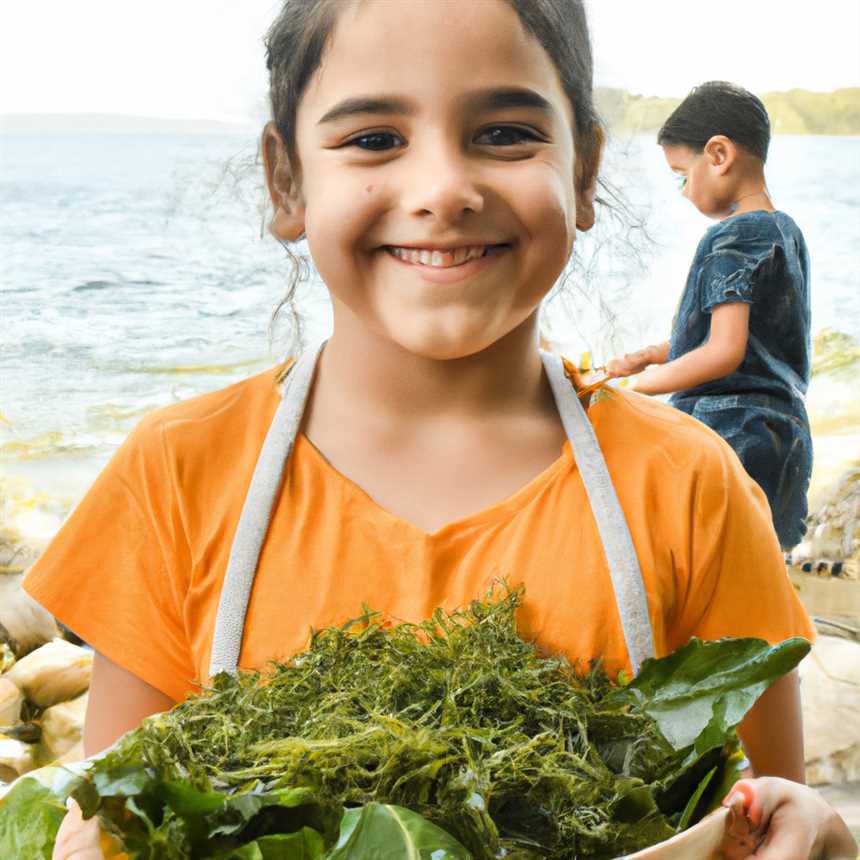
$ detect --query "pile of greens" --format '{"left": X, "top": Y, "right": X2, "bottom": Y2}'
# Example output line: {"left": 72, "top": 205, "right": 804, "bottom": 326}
{"left": 0, "top": 587, "right": 809, "bottom": 859}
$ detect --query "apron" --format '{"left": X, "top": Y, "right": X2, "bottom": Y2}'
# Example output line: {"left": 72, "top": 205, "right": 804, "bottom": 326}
{"left": 209, "top": 343, "right": 655, "bottom": 678}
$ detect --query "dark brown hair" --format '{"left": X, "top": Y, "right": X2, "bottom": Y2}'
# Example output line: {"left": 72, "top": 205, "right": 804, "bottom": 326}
{"left": 266, "top": 0, "right": 601, "bottom": 167}
{"left": 657, "top": 81, "right": 771, "bottom": 161}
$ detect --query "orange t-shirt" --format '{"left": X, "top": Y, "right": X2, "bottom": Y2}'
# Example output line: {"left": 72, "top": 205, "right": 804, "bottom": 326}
{"left": 23, "top": 363, "right": 813, "bottom": 702}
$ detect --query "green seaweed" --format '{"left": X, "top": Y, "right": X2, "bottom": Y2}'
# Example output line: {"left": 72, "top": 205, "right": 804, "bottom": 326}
{"left": 0, "top": 586, "right": 809, "bottom": 858}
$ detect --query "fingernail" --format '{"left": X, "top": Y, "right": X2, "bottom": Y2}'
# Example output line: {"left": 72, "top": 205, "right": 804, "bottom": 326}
{"left": 723, "top": 791, "right": 744, "bottom": 807}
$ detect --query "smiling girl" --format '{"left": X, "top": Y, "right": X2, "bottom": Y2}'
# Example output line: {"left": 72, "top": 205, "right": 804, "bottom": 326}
{"left": 24, "top": 2, "right": 854, "bottom": 858}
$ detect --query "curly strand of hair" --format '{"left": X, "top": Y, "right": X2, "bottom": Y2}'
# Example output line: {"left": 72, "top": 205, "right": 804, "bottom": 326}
{"left": 270, "top": 238, "right": 310, "bottom": 384}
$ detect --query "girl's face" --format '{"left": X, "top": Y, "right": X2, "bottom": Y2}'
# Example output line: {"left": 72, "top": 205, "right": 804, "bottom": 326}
{"left": 280, "top": 0, "right": 594, "bottom": 360}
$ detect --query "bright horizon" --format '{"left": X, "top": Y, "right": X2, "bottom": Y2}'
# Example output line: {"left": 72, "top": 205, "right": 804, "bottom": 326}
{"left": 1, "top": 0, "right": 858, "bottom": 124}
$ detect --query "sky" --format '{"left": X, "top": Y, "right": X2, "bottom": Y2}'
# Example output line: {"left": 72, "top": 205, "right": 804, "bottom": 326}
{"left": 1, "top": 0, "right": 858, "bottom": 123}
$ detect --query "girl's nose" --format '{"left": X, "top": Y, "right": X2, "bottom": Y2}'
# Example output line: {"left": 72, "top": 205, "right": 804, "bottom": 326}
{"left": 402, "top": 146, "right": 485, "bottom": 223}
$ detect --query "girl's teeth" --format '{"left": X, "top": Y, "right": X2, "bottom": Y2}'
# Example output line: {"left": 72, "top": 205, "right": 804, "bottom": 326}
{"left": 390, "top": 245, "right": 496, "bottom": 268}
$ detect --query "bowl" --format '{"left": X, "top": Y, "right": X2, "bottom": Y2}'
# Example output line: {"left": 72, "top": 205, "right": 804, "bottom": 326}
{"left": 620, "top": 807, "right": 731, "bottom": 859}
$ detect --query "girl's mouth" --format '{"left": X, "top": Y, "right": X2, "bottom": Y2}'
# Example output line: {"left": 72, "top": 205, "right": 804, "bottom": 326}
{"left": 384, "top": 244, "right": 509, "bottom": 269}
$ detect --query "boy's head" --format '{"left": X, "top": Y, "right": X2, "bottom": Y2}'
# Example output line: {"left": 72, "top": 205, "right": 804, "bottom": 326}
{"left": 658, "top": 82, "right": 771, "bottom": 219}
{"left": 259, "top": 0, "right": 606, "bottom": 362}
{"left": 658, "top": 81, "right": 771, "bottom": 162}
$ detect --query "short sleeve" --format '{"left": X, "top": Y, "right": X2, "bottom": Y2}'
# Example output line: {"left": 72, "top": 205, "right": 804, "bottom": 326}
{"left": 697, "top": 222, "right": 781, "bottom": 314}
{"left": 22, "top": 414, "right": 196, "bottom": 702}
{"left": 670, "top": 433, "right": 814, "bottom": 649}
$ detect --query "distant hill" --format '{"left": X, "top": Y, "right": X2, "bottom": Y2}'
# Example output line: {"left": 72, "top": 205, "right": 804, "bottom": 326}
{"left": 595, "top": 87, "right": 860, "bottom": 136}
{"left": 4, "top": 89, "right": 859, "bottom": 137}
{"left": 0, "top": 113, "right": 256, "bottom": 136}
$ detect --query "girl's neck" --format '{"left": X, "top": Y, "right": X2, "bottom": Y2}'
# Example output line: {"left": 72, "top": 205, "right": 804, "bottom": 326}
{"left": 314, "top": 310, "right": 552, "bottom": 422}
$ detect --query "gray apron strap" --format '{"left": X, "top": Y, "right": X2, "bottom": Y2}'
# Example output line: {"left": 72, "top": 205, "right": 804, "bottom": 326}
{"left": 541, "top": 350, "right": 655, "bottom": 674}
{"left": 209, "top": 345, "right": 655, "bottom": 678}
{"left": 209, "top": 341, "right": 324, "bottom": 677}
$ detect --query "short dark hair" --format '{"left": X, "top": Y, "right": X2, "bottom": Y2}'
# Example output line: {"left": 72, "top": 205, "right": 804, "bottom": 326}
{"left": 657, "top": 81, "right": 771, "bottom": 161}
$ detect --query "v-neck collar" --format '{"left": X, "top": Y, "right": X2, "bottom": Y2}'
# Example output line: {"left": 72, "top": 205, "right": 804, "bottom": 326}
{"left": 290, "top": 356, "right": 608, "bottom": 539}
{"left": 295, "top": 432, "right": 575, "bottom": 540}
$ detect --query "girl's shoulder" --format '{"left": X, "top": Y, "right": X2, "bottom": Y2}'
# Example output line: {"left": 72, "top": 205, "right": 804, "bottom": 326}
{"left": 126, "top": 363, "right": 286, "bottom": 469}
{"left": 587, "top": 384, "right": 748, "bottom": 481}
{"left": 143, "top": 364, "right": 283, "bottom": 428}
{"left": 560, "top": 363, "right": 737, "bottom": 477}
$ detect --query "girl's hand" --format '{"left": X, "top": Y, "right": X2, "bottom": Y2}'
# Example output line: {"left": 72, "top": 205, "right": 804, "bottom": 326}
{"left": 605, "top": 343, "right": 668, "bottom": 378}
{"left": 52, "top": 798, "right": 105, "bottom": 860}
{"left": 721, "top": 777, "right": 858, "bottom": 860}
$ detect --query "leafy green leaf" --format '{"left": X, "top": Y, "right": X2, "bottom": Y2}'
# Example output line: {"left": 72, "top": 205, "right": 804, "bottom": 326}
{"left": 696, "top": 747, "right": 748, "bottom": 822}
{"left": 677, "top": 766, "right": 716, "bottom": 830}
{"left": 92, "top": 763, "right": 154, "bottom": 798}
{"left": 162, "top": 779, "right": 227, "bottom": 815}
{"left": 210, "top": 829, "right": 327, "bottom": 859}
{"left": 693, "top": 694, "right": 732, "bottom": 756}
{"left": 209, "top": 784, "right": 340, "bottom": 843}
{"left": 0, "top": 777, "right": 68, "bottom": 860}
{"left": 329, "top": 803, "right": 472, "bottom": 859}
{"left": 619, "top": 636, "right": 810, "bottom": 749}
{"left": 608, "top": 780, "right": 659, "bottom": 823}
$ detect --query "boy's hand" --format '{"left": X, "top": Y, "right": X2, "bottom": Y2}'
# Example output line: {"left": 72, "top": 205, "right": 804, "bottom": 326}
{"left": 606, "top": 344, "right": 664, "bottom": 378}
{"left": 721, "top": 777, "right": 858, "bottom": 860}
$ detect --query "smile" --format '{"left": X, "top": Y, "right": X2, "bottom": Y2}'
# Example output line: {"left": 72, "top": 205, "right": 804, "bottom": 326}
{"left": 385, "top": 244, "right": 508, "bottom": 269}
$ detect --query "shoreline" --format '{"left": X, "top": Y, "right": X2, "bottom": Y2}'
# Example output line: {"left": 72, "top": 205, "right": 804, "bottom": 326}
{"left": 2, "top": 411, "right": 858, "bottom": 567}
{"left": 2, "top": 329, "right": 858, "bottom": 559}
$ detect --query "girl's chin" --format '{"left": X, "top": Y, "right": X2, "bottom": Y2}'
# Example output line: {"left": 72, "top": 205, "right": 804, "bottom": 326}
{"left": 373, "top": 316, "right": 531, "bottom": 362}
{"left": 329, "top": 290, "right": 543, "bottom": 361}
{"left": 383, "top": 333, "right": 492, "bottom": 362}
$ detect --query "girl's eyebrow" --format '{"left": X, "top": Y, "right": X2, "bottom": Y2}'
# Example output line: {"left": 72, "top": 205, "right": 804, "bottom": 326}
{"left": 318, "top": 95, "right": 411, "bottom": 125}
{"left": 317, "top": 87, "right": 556, "bottom": 126}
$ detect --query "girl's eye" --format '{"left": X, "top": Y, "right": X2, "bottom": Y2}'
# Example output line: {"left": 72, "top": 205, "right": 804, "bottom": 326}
{"left": 674, "top": 174, "right": 687, "bottom": 191}
{"left": 346, "top": 131, "right": 403, "bottom": 151}
{"left": 475, "top": 126, "right": 541, "bottom": 146}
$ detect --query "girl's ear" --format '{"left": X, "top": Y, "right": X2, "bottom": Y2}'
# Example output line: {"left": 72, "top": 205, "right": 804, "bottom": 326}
{"left": 704, "top": 135, "right": 737, "bottom": 175}
{"left": 262, "top": 121, "right": 306, "bottom": 242}
{"left": 574, "top": 124, "right": 605, "bottom": 232}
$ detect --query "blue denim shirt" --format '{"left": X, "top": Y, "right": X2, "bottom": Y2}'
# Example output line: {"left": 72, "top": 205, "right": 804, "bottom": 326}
{"left": 668, "top": 210, "right": 811, "bottom": 405}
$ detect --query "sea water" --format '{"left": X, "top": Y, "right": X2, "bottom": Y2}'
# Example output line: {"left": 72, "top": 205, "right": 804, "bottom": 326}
{"left": 1, "top": 131, "right": 859, "bottom": 543}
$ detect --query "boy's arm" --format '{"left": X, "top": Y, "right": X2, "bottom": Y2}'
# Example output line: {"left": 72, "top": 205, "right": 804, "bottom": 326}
{"left": 632, "top": 302, "right": 750, "bottom": 395}
{"left": 605, "top": 341, "right": 669, "bottom": 377}
{"left": 650, "top": 340, "right": 670, "bottom": 365}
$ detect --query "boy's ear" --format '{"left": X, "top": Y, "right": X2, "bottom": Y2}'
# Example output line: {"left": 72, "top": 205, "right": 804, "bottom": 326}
{"left": 574, "top": 124, "right": 605, "bottom": 232}
{"left": 262, "top": 121, "right": 306, "bottom": 242}
{"left": 704, "top": 135, "right": 736, "bottom": 175}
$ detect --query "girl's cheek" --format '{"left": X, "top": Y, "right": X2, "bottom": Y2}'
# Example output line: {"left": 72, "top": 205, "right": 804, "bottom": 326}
{"left": 512, "top": 166, "right": 577, "bottom": 242}
{"left": 306, "top": 181, "right": 384, "bottom": 250}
